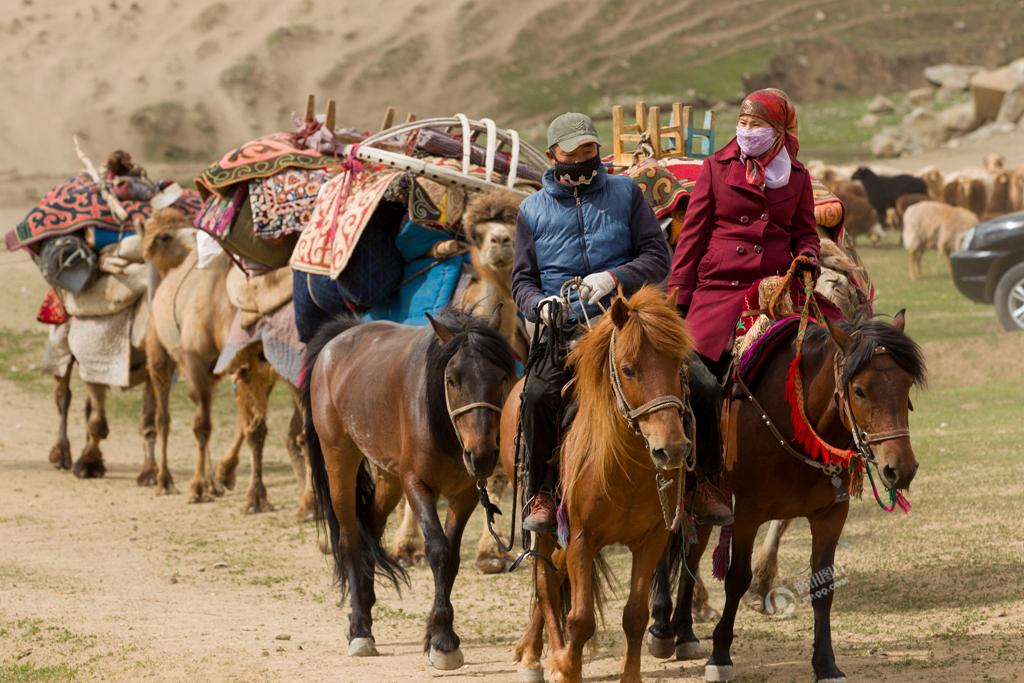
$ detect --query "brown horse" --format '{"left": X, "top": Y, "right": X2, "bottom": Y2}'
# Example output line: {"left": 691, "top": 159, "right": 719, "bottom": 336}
{"left": 501, "top": 286, "right": 694, "bottom": 683}
{"left": 649, "top": 311, "right": 925, "bottom": 682}
{"left": 304, "top": 307, "right": 515, "bottom": 669}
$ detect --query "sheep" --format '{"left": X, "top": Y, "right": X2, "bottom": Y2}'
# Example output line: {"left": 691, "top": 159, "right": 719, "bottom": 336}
{"left": 893, "top": 192, "right": 930, "bottom": 228}
{"left": 915, "top": 165, "right": 944, "bottom": 200}
{"left": 835, "top": 186, "right": 882, "bottom": 244}
{"left": 985, "top": 170, "right": 1014, "bottom": 217}
{"left": 983, "top": 153, "right": 1005, "bottom": 174}
{"left": 1008, "top": 167, "right": 1024, "bottom": 211}
{"left": 902, "top": 200, "right": 978, "bottom": 280}
{"left": 851, "top": 166, "right": 929, "bottom": 230}
{"left": 942, "top": 176, "right": 987, "bottom": 217}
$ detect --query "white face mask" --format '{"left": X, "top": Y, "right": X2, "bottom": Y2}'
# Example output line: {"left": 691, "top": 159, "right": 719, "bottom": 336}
{"left": 735, "top": 126, "right": 776, "bottom": 157}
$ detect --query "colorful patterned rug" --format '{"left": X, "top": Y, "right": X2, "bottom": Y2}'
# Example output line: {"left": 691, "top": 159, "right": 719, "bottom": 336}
{"left": 195, "top": 132, "right": 341, "bottom": 199}
{"left": 249, "top": 168, "right": 330, "bottom": 240}
{"left": 6, "top": 175, "right": 202, "bottom": 253}
{"left": 736, "top": 315, "right": 802, "bottom": 385}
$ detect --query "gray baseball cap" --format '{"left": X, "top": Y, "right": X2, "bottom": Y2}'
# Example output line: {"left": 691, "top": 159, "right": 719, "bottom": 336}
{"left": 547, "top": 112, "right": 600, "bottom": 152}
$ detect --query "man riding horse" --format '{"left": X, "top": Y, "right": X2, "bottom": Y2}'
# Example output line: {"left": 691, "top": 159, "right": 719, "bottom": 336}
{"left": 511, "top": 112, "right": 733, "bottom": 533}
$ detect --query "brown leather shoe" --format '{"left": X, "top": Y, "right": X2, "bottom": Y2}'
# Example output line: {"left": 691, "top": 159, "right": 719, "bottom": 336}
{"left": 523, "top": 493, "right": 557, "bottom": 533}
{"left": 689, "top": 480, "right": 734, "bottom": 527}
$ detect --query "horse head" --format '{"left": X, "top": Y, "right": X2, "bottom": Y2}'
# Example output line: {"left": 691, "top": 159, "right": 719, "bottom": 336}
{"left": 427, "top": 308, "right": 515, "bottom": 480}
{"left": 826, "top": 310, "right": 925, "bottom": 490}
{"left": 572, "top": 286, "right": 694, "bottom": 474}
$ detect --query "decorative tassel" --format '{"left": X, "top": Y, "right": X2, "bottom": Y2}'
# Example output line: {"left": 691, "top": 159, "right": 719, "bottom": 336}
{"left": 712, "top": 524, "right": 732, "bottom": 581}
{"left": 556, "top": 503, "right": 569, "bottom": 549}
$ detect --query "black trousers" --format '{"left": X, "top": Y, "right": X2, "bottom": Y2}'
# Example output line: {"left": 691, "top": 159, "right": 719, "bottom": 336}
{"left": 520, "top": 331, "right": 570, "bottom": 499}
{"left": 688, "top": 352, "right": 730, "bottom": 479}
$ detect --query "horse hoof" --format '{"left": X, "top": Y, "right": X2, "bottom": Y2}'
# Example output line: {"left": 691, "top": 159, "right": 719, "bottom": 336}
{"left": 676, "top": 640, "right": 704, "bottom": 660}
{"left": 347, "top": 637, "right": 378, "bottom": 657}
{"left": 427, "top": 646, "right": 464, "bottom": 670}
{"left": 517, "top": 664, "right": 545, "bottom": 682}
{"left": 704, "top": 663, "right": 734, "bottom": 682}
{"left": 645, "top": 632, "right": 674, "bottom": 659}
{"left": 476, "top": 557, "right": 509, "bottom": 575}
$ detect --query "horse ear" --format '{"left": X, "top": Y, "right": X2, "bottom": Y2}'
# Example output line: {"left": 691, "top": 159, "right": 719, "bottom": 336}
{"left": 425, "top": 312, "right": 455, "bottom": 344}
{"left": 610, "top": 296, "right": 630, "bottom": 329}
{"left": 488, "top": 302, "right": 503, "bottom": 331}
{"left": 666, "top": 286, "right": 678, "bottom": 306}
{"left": 892, "top": 308, "right": 906, "bottom": 332}
{"left": 826, "top": 318, "right": 853, "bottom": 353}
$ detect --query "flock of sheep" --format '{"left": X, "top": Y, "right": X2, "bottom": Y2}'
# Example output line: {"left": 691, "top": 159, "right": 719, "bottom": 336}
{"left": 808, "top": 154, "right": 1023, "bottom": 279}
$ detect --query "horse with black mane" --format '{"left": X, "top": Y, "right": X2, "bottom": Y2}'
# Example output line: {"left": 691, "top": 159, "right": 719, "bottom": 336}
{"left": 303, "top": 307, "right": 515, "bottom": 670}
{"left": 648, "top": 287, "right": 926, "bottom": 682}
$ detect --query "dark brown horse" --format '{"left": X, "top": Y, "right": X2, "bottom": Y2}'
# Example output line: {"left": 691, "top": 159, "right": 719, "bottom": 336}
{"left": 649, "top": 311, "right": 925, "bottom": 682}
{"left": 304, "top": 307, "right": 514, "bottom": 670}
{"left": 500, "top": 287, "right": 694, "bottom": 683}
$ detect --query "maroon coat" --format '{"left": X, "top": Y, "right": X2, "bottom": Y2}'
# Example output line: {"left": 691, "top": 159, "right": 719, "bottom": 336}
{"left": 669, "top": 138, "right": 820, "bottom": 360}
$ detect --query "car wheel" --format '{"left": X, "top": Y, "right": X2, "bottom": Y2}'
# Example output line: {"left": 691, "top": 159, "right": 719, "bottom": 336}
{"left": 994, "top": 262, "right": 1024, "bottom": 332}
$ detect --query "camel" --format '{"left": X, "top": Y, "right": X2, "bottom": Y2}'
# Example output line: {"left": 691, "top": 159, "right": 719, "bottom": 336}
{"left": 138, "top": 208, "right": 305, "bottom": 513}
{"left": 390, "top": 189, "right": 529, "bottom": 573}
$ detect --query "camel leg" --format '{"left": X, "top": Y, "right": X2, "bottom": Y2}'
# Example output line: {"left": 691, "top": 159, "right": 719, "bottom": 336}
{"left": 137, "top": 375, "right": 158, "bottom": 486}
{"left": 182, "top": 354, "right": 217, "bottom": 503}
{"left": 240, "top": 359, "right": 276, "bottom": 513}
{"left": 391, "top": 497, "right": 426, "bottom": 566}
{"left": 72, "top": 382, "right": 108, "bottom": 479}
{"left": 286, "top": 387, "right": 315, "bottom": 521}
{"left": 621, "top": 531, "right": 670, "bottom": 683}
{"left": 745, "top": 518, "right": 793, "bottom": 612}
{"left": 48, "top": 362, "right": 74, "bottom": 470}
{"left": 474, "top": 473, "right": 515, "bottom": 574}
{"left": 147, "top": 330, "right": 177, "bottom": 495}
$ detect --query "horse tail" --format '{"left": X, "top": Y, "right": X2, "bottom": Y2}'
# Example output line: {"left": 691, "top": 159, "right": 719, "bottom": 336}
{"left": 302, "top": 315, "right": 409, "bottom": 597}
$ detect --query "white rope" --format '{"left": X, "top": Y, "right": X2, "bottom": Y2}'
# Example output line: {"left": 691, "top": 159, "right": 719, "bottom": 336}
{"left": 480, "top": 117, "right": 497, "bottom": 183}
{"left": 454, "top": 113, "right": 472, "bottom": 176}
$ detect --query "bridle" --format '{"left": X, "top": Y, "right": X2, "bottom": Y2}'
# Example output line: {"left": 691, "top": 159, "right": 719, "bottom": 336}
{"left": 832, "top": 344, "right": 911, "bottom": 466}
{"left": 607, "top": 326, "right": 697, "bottom": 531}
{"left": 443, "top": 370, "right": 504, "bottom": 454}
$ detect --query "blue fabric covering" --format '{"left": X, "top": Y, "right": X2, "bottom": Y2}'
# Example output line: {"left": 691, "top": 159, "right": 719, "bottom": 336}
{"left": 87, "top": 227, "right": 136, "bottom": 250}
{"left": 364, "top": 220, "right": 468, "bottom": 326}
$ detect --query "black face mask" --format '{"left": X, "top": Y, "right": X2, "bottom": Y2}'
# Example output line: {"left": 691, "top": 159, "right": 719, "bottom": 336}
{"left": 553, "top": 153, "right": 602, "bottom": 186}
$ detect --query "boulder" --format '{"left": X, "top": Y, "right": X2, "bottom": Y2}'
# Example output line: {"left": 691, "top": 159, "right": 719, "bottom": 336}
{"left": 901, "top": 108, "right": 949, "bottom": 150}
{"left": 871, "top": 128, "right": 906, "bottom": 157}
{"left": 996, "top": 86, "right": 1024, "bottom": 123}
{"left": 867, "top": 95, "right": 895, "bottom": 114}
{"left": 962, "top": 121, "right": 1017, "bottom": 143}
{"left": 857, "top": 113, "right": 880, "bottom": 128}
{"left": 971, "top": 65, "right": 1024, "bottom": 122}
{"left": 906, "top": 86, "right": 936, "bottom": 104}
{"left": 938, "top": 101, "right": 978, "bottom": 134}
{"left": 923, "top": 64, "right": 982, "bottom": 90}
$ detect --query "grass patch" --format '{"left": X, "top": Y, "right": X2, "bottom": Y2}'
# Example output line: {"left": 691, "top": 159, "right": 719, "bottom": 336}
{"left": 0, "top": 663, "right": 77, "bottom": 683}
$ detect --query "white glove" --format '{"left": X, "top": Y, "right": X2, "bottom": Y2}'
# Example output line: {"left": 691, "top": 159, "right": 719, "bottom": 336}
{"left": 580, "top": 271, "right": 616, "bottom": 305}
{"left": 537, "top": 295, "right": 563, "bottom": 327}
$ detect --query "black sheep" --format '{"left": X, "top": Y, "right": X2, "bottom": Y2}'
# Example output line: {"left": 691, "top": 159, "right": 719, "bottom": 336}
{"left": 851, "top": 167, "right": 928, "bottom": 229}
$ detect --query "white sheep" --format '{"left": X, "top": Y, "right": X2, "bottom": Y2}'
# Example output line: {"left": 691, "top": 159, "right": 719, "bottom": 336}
{"left": 902, "top": 200, "right": 978, "bottom": 280}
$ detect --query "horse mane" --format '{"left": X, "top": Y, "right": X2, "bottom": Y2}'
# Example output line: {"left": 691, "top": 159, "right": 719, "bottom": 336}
{"left": 424, "top": 307, "right": 516, "bottom": 453}
{"left": 562, "top": 286, "right": 692, "bottom": 502}
{"left": 805, "top": 316, "right": 927, "bottom": 387}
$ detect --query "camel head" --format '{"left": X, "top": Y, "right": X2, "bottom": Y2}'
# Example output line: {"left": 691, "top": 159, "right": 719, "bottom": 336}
{"left": 463, "top": 189, "right": 522, "bottom": 275}
{"left": 139, "top": 207, "right": 195, "bottom": 276}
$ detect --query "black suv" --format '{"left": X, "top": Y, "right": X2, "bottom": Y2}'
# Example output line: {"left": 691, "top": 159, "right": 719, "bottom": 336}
{"left": 951, "top": 211, "right": 1024, "bottom": 331}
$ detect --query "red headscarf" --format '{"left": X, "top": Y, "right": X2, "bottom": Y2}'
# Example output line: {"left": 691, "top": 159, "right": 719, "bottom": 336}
{"left": 738, "top": 88, "right": 799, "bottom": 187}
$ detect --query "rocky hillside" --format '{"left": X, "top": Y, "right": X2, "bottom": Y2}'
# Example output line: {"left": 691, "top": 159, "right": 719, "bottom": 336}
{"left": 1, "top": 0, "right": 1022, "bottom": 173}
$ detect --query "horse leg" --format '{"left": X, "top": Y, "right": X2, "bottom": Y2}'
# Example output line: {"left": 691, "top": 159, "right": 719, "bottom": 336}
{"left": 551, "top": 536, "right": 596, "bottom": 683}
{"left": 706, "top": 517, "right": 758, "bottom": 682}
{"left": 286, "top": 387, "right": 314, "bottom": 521}
{"left": 390, "top": 497, "right": 426, "bottom": 567}
{"left": 647, "top": 539, "right": 677, "bottom": 659}
{"left": 673, "top": 524, "right": 714, "bottom": 660}
{"left": 474, "top": 473, "right": 515, "bottom": 574}
{"left": 49, "top": 362, "right": 73, "bottom": 470}
{"left": 241, "top": 360, "right": 275, "bottom": 513}
{"left": 808, "top": 504, "right": 849, "bottom": 683}
{"left": 137, "top": 375, "right": 158, "bottom": 486}
{"left": 405, "top": 478, "right": 469, "bottom": 670}
{"left": 183, "top": 355, "right": 216, "bottom": 503}
{"left": 72, "top": 382, "right": 108, "bottom": 479}
{"left": 148, "top": 335, "right": 177, "bottom": 495}
{"left": 745, "top": 518, "right": 793, "bottom": 612}
{"left": 621, "top": 532, "right": 670, "bottom": 683}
